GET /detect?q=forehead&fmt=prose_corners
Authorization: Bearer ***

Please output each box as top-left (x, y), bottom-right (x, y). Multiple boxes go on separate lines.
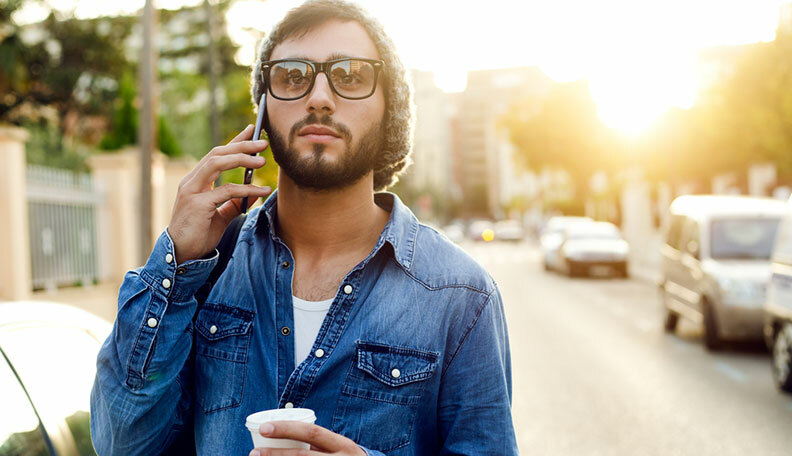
top-left (269, 19), bottom-right (381, 61)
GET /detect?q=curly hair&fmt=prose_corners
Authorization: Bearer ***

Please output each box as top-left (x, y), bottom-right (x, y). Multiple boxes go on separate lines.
top-left (250, 0), bottom-right (414, 191)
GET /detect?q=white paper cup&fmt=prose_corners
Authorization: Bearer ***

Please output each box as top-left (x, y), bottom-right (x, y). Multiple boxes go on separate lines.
top-left (245, 408), bottom-right (317, 449)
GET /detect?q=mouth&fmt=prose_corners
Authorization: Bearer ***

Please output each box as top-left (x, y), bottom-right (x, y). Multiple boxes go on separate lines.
top-left (298, 125), bottom-right (341, 143)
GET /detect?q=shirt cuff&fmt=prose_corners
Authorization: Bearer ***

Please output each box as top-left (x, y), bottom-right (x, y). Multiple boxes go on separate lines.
top-left (139, 229), bottom-right (219, 302)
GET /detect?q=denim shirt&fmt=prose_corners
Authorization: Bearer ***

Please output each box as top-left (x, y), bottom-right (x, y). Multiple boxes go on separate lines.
top-left (91, 192), bottom-right (517, 455)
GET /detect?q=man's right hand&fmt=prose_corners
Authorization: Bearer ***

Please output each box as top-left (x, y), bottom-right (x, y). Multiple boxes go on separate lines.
top-left (167, 124), bottom-right (272, 264)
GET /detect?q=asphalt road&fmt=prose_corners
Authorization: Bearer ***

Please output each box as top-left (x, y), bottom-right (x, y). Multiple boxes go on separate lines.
top-left (463, 240), bottom-right (792, 456)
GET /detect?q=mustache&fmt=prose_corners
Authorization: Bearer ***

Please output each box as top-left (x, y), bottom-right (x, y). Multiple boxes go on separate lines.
top-left (288, 112), bottom-right (352, 141)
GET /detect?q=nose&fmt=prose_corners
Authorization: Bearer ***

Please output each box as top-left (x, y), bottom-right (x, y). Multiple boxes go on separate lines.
top-left (304, 72), bottom-right (336, 115)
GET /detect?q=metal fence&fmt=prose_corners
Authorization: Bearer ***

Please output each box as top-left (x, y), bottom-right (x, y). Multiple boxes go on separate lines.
top-left (26, 165), bottom-right (103, 291)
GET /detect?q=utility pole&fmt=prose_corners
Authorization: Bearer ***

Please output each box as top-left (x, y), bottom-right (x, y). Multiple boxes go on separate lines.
top-left (139, 0), bottom-right (158, 264)
top-left (204, 0), bottom-right (221, 186)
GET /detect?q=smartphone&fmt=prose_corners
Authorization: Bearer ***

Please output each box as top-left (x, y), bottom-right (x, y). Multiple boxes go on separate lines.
top-left (239, 92), bottom-right (267, 214)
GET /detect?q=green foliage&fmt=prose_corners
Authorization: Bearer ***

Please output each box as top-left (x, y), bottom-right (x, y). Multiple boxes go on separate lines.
top-left (503, 80), bottom-right (620, 202)
top-left (99, 72), bottom-right (137, 150)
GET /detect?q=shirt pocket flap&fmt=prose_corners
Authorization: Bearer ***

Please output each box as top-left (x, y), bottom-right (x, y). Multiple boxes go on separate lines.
top-left (356, 342), bottom-right (439, 387)
top-left (195, 303), bottom-right (254, 341)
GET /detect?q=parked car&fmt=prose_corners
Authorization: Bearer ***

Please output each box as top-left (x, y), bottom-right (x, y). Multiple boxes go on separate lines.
top-left (557, 221), bottom-right (629, 278)
top-left (440, 222), bottom-right (465, 244)
top-left (540, 216), bottom-right (593, 271)
top-left (467, 219), bottom-right (495, 242)
top-left (764, 199), bottom-right (792, 393)
top-left (494, 220), bottom-right (526, 242)
top-left (660, 195), bottom-right (786, 351)
top-left (0, 301), bottom-right (111, 455)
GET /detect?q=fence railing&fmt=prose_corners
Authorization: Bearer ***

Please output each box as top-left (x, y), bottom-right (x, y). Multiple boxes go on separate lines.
top-left (26, 165), bottom-right (103, 291)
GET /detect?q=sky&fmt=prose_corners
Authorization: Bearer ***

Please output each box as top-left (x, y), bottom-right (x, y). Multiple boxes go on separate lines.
top-left (12, 0), bottom-right (791, 135)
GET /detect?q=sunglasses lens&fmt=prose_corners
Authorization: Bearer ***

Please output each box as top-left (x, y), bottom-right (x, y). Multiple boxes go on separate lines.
top-left (328, 59), bottom-right (377, 98)
top-left (269, 61), bottom-right (315, 99)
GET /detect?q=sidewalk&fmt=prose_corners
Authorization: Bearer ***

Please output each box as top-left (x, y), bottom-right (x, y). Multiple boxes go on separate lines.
top-left (32, 282), bottom-right (120, 323)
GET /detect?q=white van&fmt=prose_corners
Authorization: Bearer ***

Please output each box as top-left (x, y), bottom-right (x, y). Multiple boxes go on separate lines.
top-left (660, 195), bottom-right (786, 350)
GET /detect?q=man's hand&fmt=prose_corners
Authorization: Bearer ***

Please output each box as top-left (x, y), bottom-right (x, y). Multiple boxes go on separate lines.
top-left (249, 421), bottom-right (366, 456)
top-left (168, 124), bottom-right (272, 263)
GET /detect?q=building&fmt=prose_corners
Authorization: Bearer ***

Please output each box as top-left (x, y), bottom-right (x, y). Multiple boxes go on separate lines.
top-left (452, 67), bottom-right (554, 217)
top-left (402, 70), bottom-right (453, 220)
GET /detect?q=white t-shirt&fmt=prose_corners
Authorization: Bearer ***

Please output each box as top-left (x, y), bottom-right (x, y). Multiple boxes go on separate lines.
top-left (292, 295), bottom-right (333, 366)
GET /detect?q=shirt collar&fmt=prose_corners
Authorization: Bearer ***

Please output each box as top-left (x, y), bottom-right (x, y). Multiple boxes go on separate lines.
top-left (251, 189), bottom-right (418, 271)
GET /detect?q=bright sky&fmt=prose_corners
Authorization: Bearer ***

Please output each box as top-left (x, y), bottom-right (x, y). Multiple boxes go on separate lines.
top-left (12, 0), bottom-right (790, 135)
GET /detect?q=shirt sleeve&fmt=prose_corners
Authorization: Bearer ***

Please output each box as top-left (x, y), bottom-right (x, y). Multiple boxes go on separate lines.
top-left (437, 285), bottom-right (518, 455)
top-left (90, 228), bottom-right (219, 455)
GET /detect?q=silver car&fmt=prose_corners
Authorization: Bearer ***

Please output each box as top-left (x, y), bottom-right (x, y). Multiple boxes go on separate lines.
top-left (540, 216), bottom-right (593, 271)
top-left (558, 221), bottom-right (630, 278)
top-left (764, 198), bottom-right (792, 394)
top-left (661, 195), bottom-right (786, 350)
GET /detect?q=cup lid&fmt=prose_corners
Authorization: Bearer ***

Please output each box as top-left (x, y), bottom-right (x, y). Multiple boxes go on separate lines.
top-left (245, 408), bottom-right (316, 429)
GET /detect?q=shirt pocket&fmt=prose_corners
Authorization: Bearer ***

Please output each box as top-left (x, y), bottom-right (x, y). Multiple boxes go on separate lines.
top-left (193, 303), bottom-right (254, 414)
top-left (332, 341), bottom-right (439, 453)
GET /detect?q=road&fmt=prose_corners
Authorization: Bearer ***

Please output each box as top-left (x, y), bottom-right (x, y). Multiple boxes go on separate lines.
top-left (463, 240), bottom-right (792, 456)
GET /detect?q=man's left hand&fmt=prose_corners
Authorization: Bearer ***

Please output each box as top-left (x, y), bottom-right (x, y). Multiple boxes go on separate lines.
top-left (249, 421), bottom-right (366, 456)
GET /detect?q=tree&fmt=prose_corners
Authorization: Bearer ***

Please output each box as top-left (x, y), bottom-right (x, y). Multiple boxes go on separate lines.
top-left (503, 80), bottom-right (621, 213)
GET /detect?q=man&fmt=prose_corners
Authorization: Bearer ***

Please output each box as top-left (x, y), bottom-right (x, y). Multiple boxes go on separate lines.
top-left (91, 1), bottom-right (517, 454)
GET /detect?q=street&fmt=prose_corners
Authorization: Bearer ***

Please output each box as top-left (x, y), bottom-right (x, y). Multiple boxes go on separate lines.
top-left (463, 240), bottom-right (792, 456)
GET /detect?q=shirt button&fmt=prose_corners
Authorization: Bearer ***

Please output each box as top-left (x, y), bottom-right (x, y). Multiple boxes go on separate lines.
top-left (391, 368), bottom-right (401, 378)
top-left (147, 317), bottom-right (158, 328)
top-left (165, 253), bottom-right (173, 264)
top-left (281, 261), bottom-right (290, 269)
top-left (343, 284), bottom-right (353, 295)
top-left (314, 348), bottom-right (325, 358)
top-left (209, 325), bottom-right (218, 335)
top-left (162, 278), bottom-right (171, 289)
top-left (175, 267), bottom-right (186, 275)
top-left (281, 326), bottom-right (291, 336)
top-left (284, 402), bottom-right (294, 409)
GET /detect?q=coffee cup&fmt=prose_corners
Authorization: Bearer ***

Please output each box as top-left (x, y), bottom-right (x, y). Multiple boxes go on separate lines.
top-left (245, 408), bottom-right (317, 449)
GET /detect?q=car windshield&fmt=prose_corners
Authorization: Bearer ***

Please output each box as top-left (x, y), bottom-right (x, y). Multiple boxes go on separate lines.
top-left (710, 217), bottom-right (781, 260)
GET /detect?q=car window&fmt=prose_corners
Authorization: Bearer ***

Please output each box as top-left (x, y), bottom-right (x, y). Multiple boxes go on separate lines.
top-left (0, 351), bottom-right (53, 456)
top-left (773, 212), bottom-right (792, 265)
top-left (666, 214), bottom-right (686, 250)
top-left (0, 325), bottom-right (101, 456)
top-left (710, 217), bottom-right (780, 260)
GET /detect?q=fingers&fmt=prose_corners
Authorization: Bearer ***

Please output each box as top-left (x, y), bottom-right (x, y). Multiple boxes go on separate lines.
top-left (229, 124), bottom-right (255, 144)
top-left (191, 152), bottom-right (268, 190)
top-left (204, 183), bottom-right (272, 208)
top-left (257, 422), bottom-right (354, 453)
top-left (180, 125), bottom-right (255, 185)
top-left (250, 448), bottom-right (320, 456)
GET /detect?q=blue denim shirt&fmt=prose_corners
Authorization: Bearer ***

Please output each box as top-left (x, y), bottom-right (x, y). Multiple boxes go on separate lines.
top-left (91, 192), bottom-right (517, 455)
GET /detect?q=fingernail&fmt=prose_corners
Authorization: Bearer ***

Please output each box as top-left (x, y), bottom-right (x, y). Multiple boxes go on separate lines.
top-left (255, 139), bottom-right (268, 145)
top-left (260, 422), bottom-right (274, 435)
top-left (249, 450), bottom-right (260, 456)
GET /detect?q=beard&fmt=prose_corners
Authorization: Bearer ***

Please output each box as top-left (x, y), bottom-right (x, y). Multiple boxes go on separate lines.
top-left (266, 112), bottom-right (383, 191)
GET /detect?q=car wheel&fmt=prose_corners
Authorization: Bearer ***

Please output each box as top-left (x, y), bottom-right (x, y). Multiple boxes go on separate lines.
top-left (772, 323), bottom-right (792, 393)
top-left (702, 298), bottom-right (722, 351)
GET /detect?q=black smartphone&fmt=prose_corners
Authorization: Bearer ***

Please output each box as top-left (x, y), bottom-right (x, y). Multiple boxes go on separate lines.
top-left (239, 92), bottom-right (267, 214)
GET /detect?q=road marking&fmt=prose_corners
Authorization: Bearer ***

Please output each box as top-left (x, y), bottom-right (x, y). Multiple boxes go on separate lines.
top-left (714, 361), bottom-right (747, 383)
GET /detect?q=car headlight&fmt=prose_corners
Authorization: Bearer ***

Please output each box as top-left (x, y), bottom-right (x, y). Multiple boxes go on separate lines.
top-left (717, 278), bottom-right (765, 303)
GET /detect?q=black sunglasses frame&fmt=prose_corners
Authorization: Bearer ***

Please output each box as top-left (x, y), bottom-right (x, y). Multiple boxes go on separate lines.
top-left (260, 57), bottom-right (385, 101)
